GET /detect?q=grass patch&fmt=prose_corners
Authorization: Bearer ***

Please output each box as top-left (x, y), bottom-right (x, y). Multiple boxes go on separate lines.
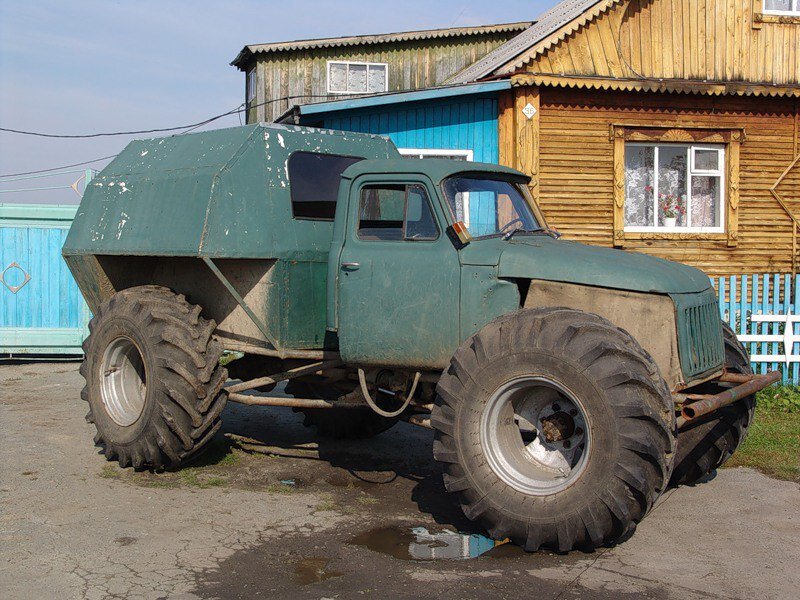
top-left (179, 468), bottom-right (228, 489)
top-left (724, 388), bottom-right (800, 483)
top-left (99, 465), bottom-right (121, 479)
top-left (265, 483), bottom-right (296, 494)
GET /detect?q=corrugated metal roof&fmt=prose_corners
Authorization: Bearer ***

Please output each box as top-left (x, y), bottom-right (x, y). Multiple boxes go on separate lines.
top-left (231, 21), bottom-right (532, 69)
top-left (449, 0), bottom-right (614, 84)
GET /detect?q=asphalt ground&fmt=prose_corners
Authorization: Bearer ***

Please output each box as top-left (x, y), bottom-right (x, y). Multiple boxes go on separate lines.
top-left (1, 361), bottom-right (798, 599)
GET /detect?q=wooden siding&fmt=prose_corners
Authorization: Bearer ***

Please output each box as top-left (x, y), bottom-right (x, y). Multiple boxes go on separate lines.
top-left (248, 32), bottom-right (518, 123)
top-left (519, 0), bottom-right (800, 88)
top-left (322, 95), bottom-right (499, 163)
top-left (0, 205), bottom-right (90, 354)
top-left (500, 86), bottom-right (800, 277)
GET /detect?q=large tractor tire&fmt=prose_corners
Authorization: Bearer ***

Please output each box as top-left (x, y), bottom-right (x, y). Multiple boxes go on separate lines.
top-left (286, 381), bottom-right (398, 439)
top-left (670, 322), bottom-right (757, 486)
top-left (81, 285), bottom-right (228, 469)
top-left (432, 308), bottom-right (676, 552)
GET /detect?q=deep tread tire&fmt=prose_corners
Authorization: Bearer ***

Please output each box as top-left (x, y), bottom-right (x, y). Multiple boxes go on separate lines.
top-left (81, 285), bottom-right (228, 469)
top-left (432, 307), bottom-right (676, 552)
top-left (287, 381), bottom-right (398, 439)
top-left (670, 322), bottom-right (757, 486)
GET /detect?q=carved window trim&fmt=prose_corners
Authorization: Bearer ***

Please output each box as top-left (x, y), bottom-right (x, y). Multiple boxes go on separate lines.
top-left (753, 0), bottom-right (800, 28)
top-left (611, 125), bottom-right (744, 248)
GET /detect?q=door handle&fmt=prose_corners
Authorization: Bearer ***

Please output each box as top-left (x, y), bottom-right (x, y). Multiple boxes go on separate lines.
top-left (341, 261), bottom-right (360, 270)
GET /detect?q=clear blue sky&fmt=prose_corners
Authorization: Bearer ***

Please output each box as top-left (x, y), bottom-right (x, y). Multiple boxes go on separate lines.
top-left (0, 0), bottom-right (549, 203)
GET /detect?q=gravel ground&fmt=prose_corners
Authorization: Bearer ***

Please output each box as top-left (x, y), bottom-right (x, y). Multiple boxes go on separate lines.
top-left (1, 361), bottom-right (798, 599)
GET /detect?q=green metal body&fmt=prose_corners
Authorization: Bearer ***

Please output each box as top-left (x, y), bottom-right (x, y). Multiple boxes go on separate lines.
top-left (64, 125), bottom-right (724, 381)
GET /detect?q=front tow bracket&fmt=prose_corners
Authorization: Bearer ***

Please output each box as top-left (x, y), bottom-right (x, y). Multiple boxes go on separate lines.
top-left (676, 370), bottom-right (781, 428)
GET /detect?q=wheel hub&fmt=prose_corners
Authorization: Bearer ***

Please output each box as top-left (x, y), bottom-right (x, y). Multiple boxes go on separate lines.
top-left (481, 376), bottom-right (590, 495)
top-left (100, 336), bottom-right (147, 426)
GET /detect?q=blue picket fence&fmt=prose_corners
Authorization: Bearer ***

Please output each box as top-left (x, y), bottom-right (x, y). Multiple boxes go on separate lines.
top-left (713, 274), bottom-right (800, 384)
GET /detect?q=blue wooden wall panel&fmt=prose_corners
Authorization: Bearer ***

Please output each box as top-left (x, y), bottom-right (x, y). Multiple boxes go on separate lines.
top-left (1, 205), bottom-right (89, 354)
top-left (323, 95), bottom-right (499, 164)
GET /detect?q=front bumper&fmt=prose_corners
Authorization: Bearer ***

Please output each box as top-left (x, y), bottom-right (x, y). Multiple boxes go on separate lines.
top-left (675, 370), bottom-right (781, 428)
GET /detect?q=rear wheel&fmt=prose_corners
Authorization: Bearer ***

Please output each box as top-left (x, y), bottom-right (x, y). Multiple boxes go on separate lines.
top-left (432, 308), bottom-right (676, 552)
top-left (81, 286), bottom-right (228, 469)
top-left (670, 322), bottom-right (757, 486)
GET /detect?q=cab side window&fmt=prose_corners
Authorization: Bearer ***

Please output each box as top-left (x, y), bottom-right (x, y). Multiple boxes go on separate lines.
top-left (357, 184), bottom-right (438, 241)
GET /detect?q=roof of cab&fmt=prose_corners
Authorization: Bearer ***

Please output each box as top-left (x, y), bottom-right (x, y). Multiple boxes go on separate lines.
top-left (341, 159), bottom-right (528, 183)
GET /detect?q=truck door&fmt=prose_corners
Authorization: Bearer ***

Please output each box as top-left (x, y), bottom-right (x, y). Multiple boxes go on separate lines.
top-left (335, 177), bottom-right (460, 369)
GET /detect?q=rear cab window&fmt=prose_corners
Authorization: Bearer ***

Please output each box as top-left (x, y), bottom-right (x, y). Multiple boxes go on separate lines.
top-left (288, 152), bottom-right (363, 220)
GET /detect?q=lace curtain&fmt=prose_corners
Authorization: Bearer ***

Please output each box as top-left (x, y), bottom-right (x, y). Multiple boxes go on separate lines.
top-left (624, 146), bottom-right (654, 226)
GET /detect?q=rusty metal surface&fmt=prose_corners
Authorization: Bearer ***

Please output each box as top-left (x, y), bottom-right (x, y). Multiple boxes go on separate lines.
top-left (678, 370), bottom-right (781, 427)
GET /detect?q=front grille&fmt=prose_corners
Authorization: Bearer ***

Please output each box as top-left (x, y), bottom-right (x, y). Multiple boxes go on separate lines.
top-left (677, 296), bottom-right (725, 379)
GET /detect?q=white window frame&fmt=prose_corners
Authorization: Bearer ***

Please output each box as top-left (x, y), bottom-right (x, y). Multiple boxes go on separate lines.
top-left (247, 68), bottom-right (256, 102)
top-left (624, 142), bottom-right (726, 234)
top-left (398, 148), bottom-right (474, 225)
top-left (326, 60), bottom-right (389, 95)
top-left (398, 148), bottom-right (474, 161)
top-left (763, 0), bottom-right (800, 15)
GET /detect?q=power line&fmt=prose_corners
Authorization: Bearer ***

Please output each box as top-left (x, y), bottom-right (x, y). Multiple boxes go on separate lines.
top-left (0, 154), bottom-right (118, 178)
top-left (0, 94), bottom-right (333, 140)
top-left (0, 94), bottom-right (335, 178)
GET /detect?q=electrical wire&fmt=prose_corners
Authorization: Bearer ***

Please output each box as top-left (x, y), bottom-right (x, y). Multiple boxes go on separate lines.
top-left (0, 94), bottom-right (332, 140)
top-left (0, 94), bottom-right (334, 177)
top-left (0, 154), bottom-right (118, 178)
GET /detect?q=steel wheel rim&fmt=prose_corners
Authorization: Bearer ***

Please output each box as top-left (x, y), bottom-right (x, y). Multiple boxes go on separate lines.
top-left (100, 336), bottom-right (147, 426)
top-left (480, 376), bottom-right (591, 495)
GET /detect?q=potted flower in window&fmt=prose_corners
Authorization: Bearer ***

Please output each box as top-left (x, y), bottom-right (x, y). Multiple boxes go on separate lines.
top-left (659, 193), bottom-right (686, 228)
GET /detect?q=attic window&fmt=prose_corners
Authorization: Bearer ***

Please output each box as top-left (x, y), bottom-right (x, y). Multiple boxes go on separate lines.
top-left (288, 151), bottom-right (364, 220)
top-left (764, 0), bottom-right (800, 15)
top-left (327, 61), bottom-right (388, 95)
top-left (247, 68), bottom-right (256, 102)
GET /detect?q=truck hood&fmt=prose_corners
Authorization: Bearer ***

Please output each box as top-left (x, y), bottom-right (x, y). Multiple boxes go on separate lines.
top-left (460, 236), bottom-right (711, 294)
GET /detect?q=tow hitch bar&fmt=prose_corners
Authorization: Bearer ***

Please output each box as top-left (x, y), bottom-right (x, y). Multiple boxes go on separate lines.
top-left (677, 370), bottom-right (781, 429)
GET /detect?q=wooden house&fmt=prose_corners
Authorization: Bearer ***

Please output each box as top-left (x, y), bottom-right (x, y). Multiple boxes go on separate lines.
top-left (280, 0), bottom-right (800, 278)
top-left (231, 22), bottom-right (531, 123)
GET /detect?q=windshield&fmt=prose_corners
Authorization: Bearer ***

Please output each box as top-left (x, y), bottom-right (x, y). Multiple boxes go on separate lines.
top-left (441, 176), bottom-right (540, 238)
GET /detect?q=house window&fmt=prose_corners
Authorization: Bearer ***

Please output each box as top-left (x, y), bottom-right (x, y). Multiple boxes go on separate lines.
top-left (327, 61), bottom-right (388, 94)
top-left (764, 0), bottom-right (800, 15)
top-left (247, 68), bottom-right (256, 102)
top-left (398, 148), bottom-right (474, 161)
top-left (624, 143), bottom-right (725, 232)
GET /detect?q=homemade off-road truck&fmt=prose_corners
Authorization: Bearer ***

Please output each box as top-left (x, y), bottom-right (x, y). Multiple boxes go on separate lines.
top-left (63, 124), bottom-right (778, 552)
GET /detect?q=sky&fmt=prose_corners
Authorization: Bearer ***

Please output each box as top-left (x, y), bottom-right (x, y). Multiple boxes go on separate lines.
top-left (0, 0), bottom-right (549, 204)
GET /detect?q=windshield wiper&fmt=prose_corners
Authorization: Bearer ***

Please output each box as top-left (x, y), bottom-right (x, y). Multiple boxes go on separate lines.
top-left (503, 225), bottom-right (526, 240)
top-left (528, 227), bottom-right (561, 239)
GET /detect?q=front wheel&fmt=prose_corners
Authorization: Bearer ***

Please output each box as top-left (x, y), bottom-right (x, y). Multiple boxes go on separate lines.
top-left (432, 308), bottom-right (676, 552)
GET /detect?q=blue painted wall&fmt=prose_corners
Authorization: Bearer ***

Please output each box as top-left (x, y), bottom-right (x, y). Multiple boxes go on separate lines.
top-left (0, 204), bottom-right (89, 354)
top-left (317, 93), bottom-right (500, 233)
top-left (322, 94), bottom-right (499, 164)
